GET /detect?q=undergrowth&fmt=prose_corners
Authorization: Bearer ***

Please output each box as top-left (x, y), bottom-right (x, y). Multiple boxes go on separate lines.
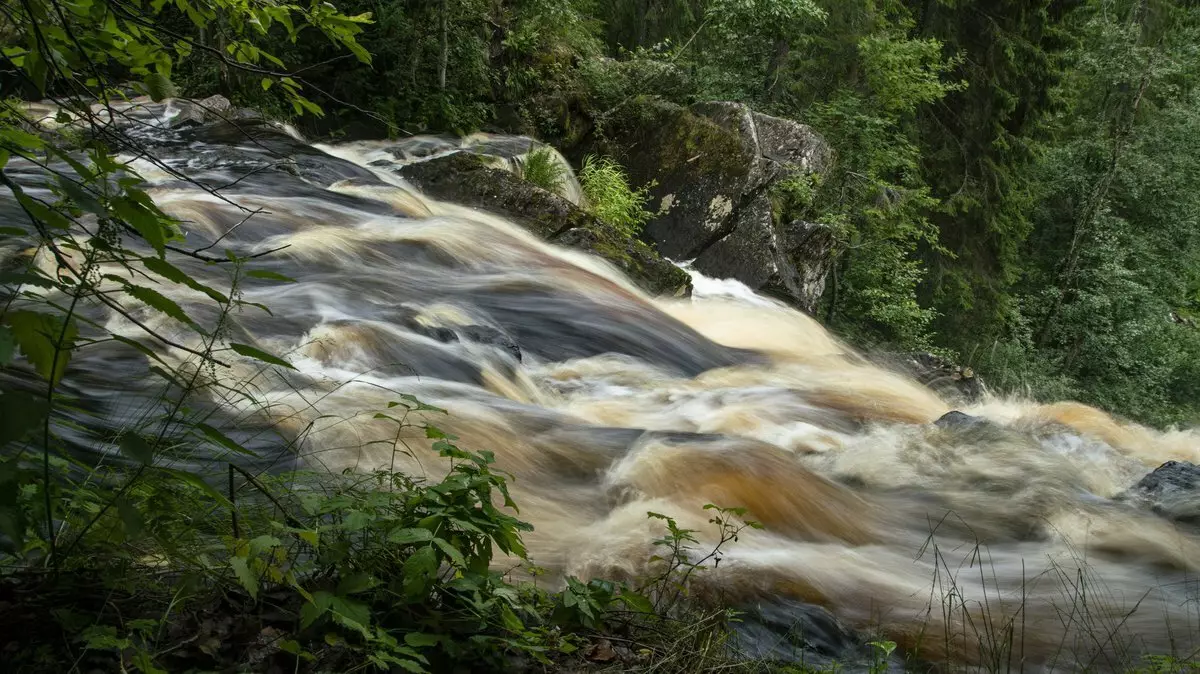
top-left (578, 154), bottom-right (656, 236)
top-left (519, 145), bottom-right (569, 197)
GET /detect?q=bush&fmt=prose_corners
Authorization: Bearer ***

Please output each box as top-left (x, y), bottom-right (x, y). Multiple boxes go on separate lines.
top-left (519, 146), bottom-right (569, 197)
top-left (579, 154), bottom-right (656, 236)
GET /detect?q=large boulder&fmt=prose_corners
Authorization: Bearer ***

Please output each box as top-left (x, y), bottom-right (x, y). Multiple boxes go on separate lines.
top-left (1119, 460), bottom-right (1200, 525)
top-left (399, 152), bottom-right (690, 296)
top-left (596, 98), bottom-right (834, 312)
top-left (369, 134), bottom-right (585, 206)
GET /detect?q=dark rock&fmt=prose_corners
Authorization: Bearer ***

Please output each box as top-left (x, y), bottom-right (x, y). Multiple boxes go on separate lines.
top-left (1120, 460), bottom-right (1200, 525)
top-left (596, 97), bottom-right (833, 311)
top-left (933, 410), bottom-right (989, 430)
top-left (418, 323), bottom-right (523, 362)
top-left (399, 152), bottom-right (690, 295)
top-left (894, 351), bottom-right (986, 403)
top-left (692, 209), bottom-right (835, 313)
top-left (731, 599), bottom-right (901, 671)
top-left (732, 599), bottom-right (857, 661)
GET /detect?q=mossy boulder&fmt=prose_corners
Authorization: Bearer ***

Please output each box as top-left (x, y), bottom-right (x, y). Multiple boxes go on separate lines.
top-left (595, 98), bottom-right (834, 312)
top-left (399, 152), bottom-right (690, 296)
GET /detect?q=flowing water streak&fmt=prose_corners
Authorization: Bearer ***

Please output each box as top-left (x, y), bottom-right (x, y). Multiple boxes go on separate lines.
top-left (7, 109), bottom-right (1200, 667)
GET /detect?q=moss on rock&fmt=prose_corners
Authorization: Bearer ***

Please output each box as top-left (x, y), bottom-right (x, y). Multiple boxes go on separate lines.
top-left (399, 152), bottom-right (689, 295)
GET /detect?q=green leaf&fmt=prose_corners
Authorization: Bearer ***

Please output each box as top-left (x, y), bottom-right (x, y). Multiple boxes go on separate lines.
top-left (0, 460), bottom-right (28, 551)
top-left (404, 633), bottom-right (443, 647)
top-left (248, 535), bottom-right (282, 555)
top-left (424, 425), bottom-right (456, 440)
top-left (394, 657), bottom-right (425, 673)
top-left (141, 257), bottom-right (229, 303)
top-left (0, 326), bottom-right (14, 366)
top-left (111, 195), bottom-right (171, 256)
top-left (301, 590), bottom-right (335, 628)
top-left (246, 269), bottom-right (296, 283)
top-left (144, 72), bottom-right (177, 102)
top-left (196, 423), bottom-right (258, 457)
top-left (0, 390), bottom-right (48, 446)
top-left (3, 310), bottom-right (77, 384)
top-left (119, 434), bottom-right (155, 465)
top-left (498, 603), bottom-right (523, 632)
top-left (261, 77), bottom-right (274, 91)
top-left (229, 342), bottom-right (295, 369)
top-left (402, 545), bottom-right (438, 597)
top-left (616, 590), bottom-right (654, 614)
top-left (55, 176), bottom-right (104, 214)
top-left (161, 468), bottom-right (231, 507)
top-left (336, 572), bottom-right (377, 595)
top-left (390, 394), bottom-right (446, 413)
top-left (122, 284), bottom-right (196, 329)
top-left (388, 527), bottom-right (433, 544)
top-left (230, 556), bottom-right (259, 599)
top-left (431, 537), bottom-right (466, 568)
top-left (329, 596), bottom-right (371, 633)
top-left (116, 498), bottom-right (144, 537)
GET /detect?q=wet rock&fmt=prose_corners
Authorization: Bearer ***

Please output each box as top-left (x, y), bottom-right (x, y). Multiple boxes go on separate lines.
top-left (399, 152), bottom-right (689, 295)
top-left (595, 97), bottom-right (833, 311)
top-left (691, 205), bottom-right (835, 312)
top-left (892, 351), bottom-right (986, 403)
top-left (731, 599), bottom-right (901, 671)
top-left (1120, 460), bottom-right (1200, 525)
top-left (164, 94), bottom-right (232, 128)
top-left (419, 324), bottom-right (523, 362)
top-left (933, 410), bottom-right (989, 430)
top-left (372, 134), bottom-right (584, 205)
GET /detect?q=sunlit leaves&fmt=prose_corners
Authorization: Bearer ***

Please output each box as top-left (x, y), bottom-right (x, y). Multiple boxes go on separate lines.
top-left (143, 72), bottom-right (178, 102)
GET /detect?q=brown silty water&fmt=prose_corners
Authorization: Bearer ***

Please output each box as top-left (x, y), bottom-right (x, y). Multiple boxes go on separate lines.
top-left (6, 107), bottom-right (1200, 669)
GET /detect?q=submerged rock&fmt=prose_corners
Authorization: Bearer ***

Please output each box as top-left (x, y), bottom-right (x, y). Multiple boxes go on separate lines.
top-left (418, 323), bottom-right (522, 363)
top-left (399, 152), bottom-right (690, 295)
top-left (595, 98), bottom-right (833, 312)
top-left (933, 410), bottom-right (989, 430)
top-left (1120, 460), bottom-right (1200, 525)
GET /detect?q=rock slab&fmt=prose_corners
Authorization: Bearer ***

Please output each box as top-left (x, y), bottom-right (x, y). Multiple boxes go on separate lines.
top-left (399, 152), bottom-right (690, 296)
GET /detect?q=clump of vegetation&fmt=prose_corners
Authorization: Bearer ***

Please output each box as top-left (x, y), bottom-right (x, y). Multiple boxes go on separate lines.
top-left (579, 154), bottom-right (656, 236)
top-left (519, 145), bottom-right (569, 197)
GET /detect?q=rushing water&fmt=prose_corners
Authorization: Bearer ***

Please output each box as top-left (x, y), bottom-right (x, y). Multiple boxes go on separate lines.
top-left (6, 103), bottom-right (1200, 669)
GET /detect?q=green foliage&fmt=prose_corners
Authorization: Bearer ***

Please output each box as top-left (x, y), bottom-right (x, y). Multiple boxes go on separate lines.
top-left (579, 154), bottom-right (655, 236)
top-left (868, 639), bottom-right (897, 674)
top-left (642, 504), bottom-right (762, 614)
top-left (519, 146), bottom-right (569, 196)
top-left (1130, 655), bottom-right (1200, 674)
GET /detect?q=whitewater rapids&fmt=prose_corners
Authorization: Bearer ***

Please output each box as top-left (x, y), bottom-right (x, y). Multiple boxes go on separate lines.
top-left (5, 106), bottom-right (1200, 669)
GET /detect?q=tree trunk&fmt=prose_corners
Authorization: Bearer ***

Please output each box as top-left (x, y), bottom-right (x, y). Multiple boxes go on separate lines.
top-left (763, 38), bottom-right (790, 102)
top-left (1036, 55), bottom-right (1153, 346)
top-left (635, 0), bottom-right (649, 48)
top-left (438, 0), bottom-right (449, 91)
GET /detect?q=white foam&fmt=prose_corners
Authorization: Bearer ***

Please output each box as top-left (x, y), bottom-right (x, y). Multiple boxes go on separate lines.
top-left (678, 262), bottom-right (784, 308)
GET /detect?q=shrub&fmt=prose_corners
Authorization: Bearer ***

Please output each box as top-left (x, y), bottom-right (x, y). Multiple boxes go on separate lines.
top-left (520, 145), bottom-right (569, 197)
top-left (579, 154), bottom-right (656, 236)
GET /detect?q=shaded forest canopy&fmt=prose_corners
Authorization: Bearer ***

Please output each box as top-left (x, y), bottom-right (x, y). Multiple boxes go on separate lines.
top-left (155, 0), bottom-right (1200, 427)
